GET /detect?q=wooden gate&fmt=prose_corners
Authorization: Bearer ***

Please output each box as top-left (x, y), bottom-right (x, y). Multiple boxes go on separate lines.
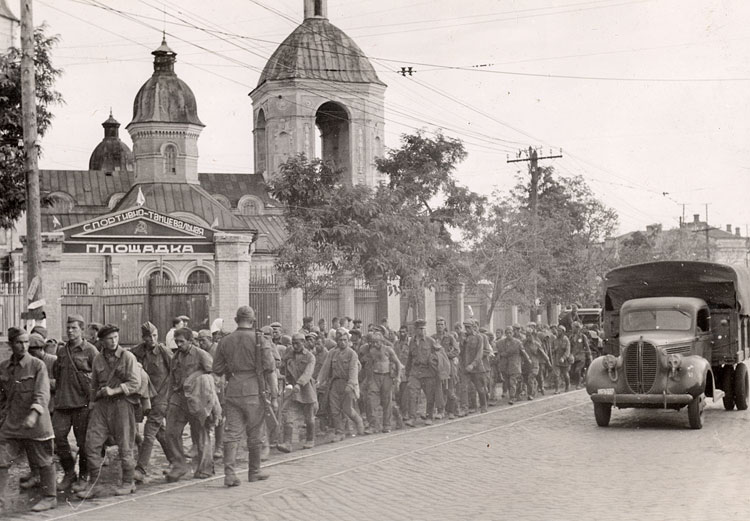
top-left (61, 279), bottom-right (211, 346)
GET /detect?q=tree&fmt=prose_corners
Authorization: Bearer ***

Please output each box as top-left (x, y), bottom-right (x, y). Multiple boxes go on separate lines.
top-left (0, 25), bottom-right (63, 228)
top-left (268, 130), bottom-right (485, 318)
top-left (509, 166), bottom-right (619, 308)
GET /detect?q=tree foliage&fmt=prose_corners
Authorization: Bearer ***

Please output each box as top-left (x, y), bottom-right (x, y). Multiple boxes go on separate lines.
top-left (0, 25), bottom-right (63, 228)
top-left (268, 131), bottom-right (485, 302)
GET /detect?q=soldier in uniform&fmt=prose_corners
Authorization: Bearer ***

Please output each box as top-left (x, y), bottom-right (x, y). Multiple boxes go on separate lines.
top-left (523, 324), bottom-right (551, 400)
top-left (164, 327), bottom-right (214, 482)
top-left (131, 322), bottom-right (174, 483)
top-left (433, 317), bottom-right (459, 419)
top-left (391, 325), bottom-right (410, 427)
top-left (496, 326), bottom-right (527, 405)
top-left (363, 327), bottom-right (402, 433)
top-left (53, 314), bottom-right (99, 492)
top-left (317, 328), bottom-right (365, 441)
top-left (570, 321), bottom-right (592, 389)
top-left (405, 319), bottom-right (443, 425)
top-left (458, 320), bottom-right (488, 414)
top-left (277, 333), bottom-right (317, 452)
top-left (213, 306), bottom-right (276, 486)
top-left (0, 328), bottom-right (57, 512)
top-left (552, 325), bottom-right (572, 393)
top-left (76, 324), bottom-right (142, 499)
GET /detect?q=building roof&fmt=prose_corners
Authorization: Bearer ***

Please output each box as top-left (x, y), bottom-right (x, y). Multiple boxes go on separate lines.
top-left (89, 113), bottom-right (134, 172)
top-left (0, 0), bottom-right (18, 22)
top-left (41, 169), bottom-right (135, 207)
top-left (129, 39), bottom-right (203, 127)
top-left (257, 17), bottom-right (384, 87)
top-left (197, 173), bottom-right (277, 207)
top-left (113, 183), bottom-right (248, 231)
top-left (238, 214), bottom-right (286, 251)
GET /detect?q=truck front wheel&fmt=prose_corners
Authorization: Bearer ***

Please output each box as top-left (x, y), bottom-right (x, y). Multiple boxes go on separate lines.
top-left (688, 394), bottom-right (705, 429)
top-left (734, 363), bottom-right (749, 411)
top-left (722, 365), bottom-right (736, 411)
top-left (594, 402), bottom-right (612, 427)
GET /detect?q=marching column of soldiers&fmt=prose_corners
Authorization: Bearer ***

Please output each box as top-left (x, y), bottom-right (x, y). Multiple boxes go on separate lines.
top-left (0, 307), bottom-right (595, 513)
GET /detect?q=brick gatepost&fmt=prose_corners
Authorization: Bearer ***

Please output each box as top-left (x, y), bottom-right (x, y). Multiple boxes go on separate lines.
top-left (213, 232), bottom-right (252, 330)
top-left (40, 232), bottom-right (64, 337)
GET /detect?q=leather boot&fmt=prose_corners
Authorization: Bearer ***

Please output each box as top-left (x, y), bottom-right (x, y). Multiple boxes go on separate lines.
top-left (247, 445), bottom-right (269, 483)
top-left (303, 423), bottom-right (315, 449)
top-left (116, 465), bottom-right (136, 496)
top-left (354, 414), bottom-right (365, 436)
top-left (19, 473), bottom-right (40, 490)
top-left (223, 442), bottom-right (240, 487)
top-left (31, 466), bottom-right (58, 511)
top-left (276, 424), bottom-right (294, 453)
top-left (75, 472), bottom-right (106, 500)
top-left (58, 470), bottom-right (77, 491)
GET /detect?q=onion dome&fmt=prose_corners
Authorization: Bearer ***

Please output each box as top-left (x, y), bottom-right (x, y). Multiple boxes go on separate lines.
top-left (130, 37), bottom-right (204, 126)
top-left (88, 111), bottom-right (134, 171)
top-left (257, 17), bottom-right (384, 87)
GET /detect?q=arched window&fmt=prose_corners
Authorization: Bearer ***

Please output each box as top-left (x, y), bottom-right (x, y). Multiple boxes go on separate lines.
top-left (212, 194), bottom-right (231, 210)
top-left (254, 110), bottom-right (267, 174)
top-left (149, 270), bottom-right (171, 284)
top-left (187, 269), bottom-right (211, 285)
top-left (163, 144), bottom-right (177, 175)
top-left (314, 0), bottom-right (323, 16)
top-left (47, 192), bottom-right (75, 213)
top-left (238, 196), bottom-right (262, 216)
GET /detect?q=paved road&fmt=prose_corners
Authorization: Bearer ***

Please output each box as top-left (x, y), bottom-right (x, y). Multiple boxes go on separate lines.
top-left (11, 390), bottom-right (750, 521)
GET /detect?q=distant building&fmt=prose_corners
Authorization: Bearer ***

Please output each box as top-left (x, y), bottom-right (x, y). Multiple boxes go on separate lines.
top-left (0, 0), bottom-right (19, 51)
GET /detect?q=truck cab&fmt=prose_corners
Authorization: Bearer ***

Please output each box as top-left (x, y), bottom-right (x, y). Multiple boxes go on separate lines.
top-left (587, 261), bottom-right (750, 429)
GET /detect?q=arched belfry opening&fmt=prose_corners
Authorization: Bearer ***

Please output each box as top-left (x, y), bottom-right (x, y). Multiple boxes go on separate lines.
top-left (255, 109), bottom-right (267, 175)
top-left (315, 101), bottom-right (350, 179)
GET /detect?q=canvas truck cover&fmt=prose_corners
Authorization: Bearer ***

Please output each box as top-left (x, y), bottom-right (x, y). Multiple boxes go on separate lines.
top-left (604, 261), bottom-right (750, 315)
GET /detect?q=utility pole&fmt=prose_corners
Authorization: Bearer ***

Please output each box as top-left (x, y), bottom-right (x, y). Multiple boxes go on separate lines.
top-left (507, 146), bottom-right (563, 322)
top-left (21, 0), bottom-right (43, 318)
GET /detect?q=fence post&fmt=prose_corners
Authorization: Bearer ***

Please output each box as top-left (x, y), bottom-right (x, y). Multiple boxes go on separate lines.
top-left (279, 287), bottom-right (304, 335)
top-left (377, 280), bottom-right (400, 329)
top-left (145, 277), bottom-right (156, 326)
top-left (40, 233), bottom-right (64, 336)
top-left (213, 233), bottom-right (252, 326)
top-left (451, 283), bottom-right (465, 328)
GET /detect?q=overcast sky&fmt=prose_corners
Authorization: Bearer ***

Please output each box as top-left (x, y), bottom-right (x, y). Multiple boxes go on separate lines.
top-left (16, 0), bottom-right (750, 236)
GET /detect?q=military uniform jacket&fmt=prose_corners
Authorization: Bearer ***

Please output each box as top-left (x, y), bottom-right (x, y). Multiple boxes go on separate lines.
top-left (406, 336), bottom-right (441, 379)
top-left (570, 333), bottom-right (592, 362)
top-left (553, 336), bottom-right (572, 367)
top-left (523, 337), bottom-right (549, 371)
top-left (283, 349), bottom-right (317, 404)
top-left (460, 334), bottom-right (486, 374)
top-left (131, 342), bottom-right (173, 399)
top-left (53, 338), bottom-right (99, 410)
top-left (0, 354), bottom-right (54, 441)
top-left (90, 346), bottom-right (142, 406)
top-left (212, 327), bottom-right (275, 399)
top-left (318, 347), bottom-right (359, 389)
top-left (498, 337), bottom-right (525, 375)
top-left (169, 344), bottom-right (213, 403)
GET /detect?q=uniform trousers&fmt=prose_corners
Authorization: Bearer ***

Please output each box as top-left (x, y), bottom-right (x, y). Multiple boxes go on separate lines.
top-left (86, 398), bottom-right (136, 482)
top-left (52, 406), bottom-right (89, 477)
top-left (136, 396), bottom-right (172, 474)
top-left (367, 374), bottom-right (393, 430)
top-left (165, 394), bottom-right (213, 477)
top-left (328, 379), bottom-right (363, 434)
top-left (408, 375), bottom-right (437, 419)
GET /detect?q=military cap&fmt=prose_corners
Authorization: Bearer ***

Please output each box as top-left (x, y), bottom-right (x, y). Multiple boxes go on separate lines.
top-left (261, 326), bottom-right (273, 335)
top-left (350, 328), bottom-right (362, 338)
top-left (67, 314), bottom-right (85, 326)
top-left (30, 325), bottom-right (47, 338)
top-left (527, 322), bottom-right (537, 328)
top-left (436, 316), bottom-right (446, 323)
top-left (512, 323), bottom-right (521, 329)
top-left (353, 318), bottom-right (363, 324)
top-left (210, 318), bottom-right (224, 334)
top-left (235, 306), bottom-right (255, 321)
top-left (415, 319), bottom-right (427, 327)
top-left (98, 324), bottom-right (120, 339)
top-left (291, 333), bottom-right (306, 342)
top-left (335, 327), bottom-right (350, 338)
top-left (303, 316), bottom-right (313, 323)
top-left (462, 318), bottom-right (474, 326)
top-left (557, 325), bottom-right (567, 332)
top-left (198, 329), bottom-right (212, 338)
top-left (7, 326), bottom-right (25, 342)
top-left (141, 321), bottom-right (158, 336)
top-left (29, 333), bottom-right (46, 349)
top-left (270, 322), bottom-right (282, 328)
top-left (479, 327), bottom-right (488, 333)
top-left (280, 334), bottom-right (292, 346)
top-left (177, 315), bottom-right (191, 322)
top-left (305, 330), bottom-right (318, 339)
top-left (373, 325), bottom-right (386, 334)
top-left (324, 339), bottom-right (336, 349)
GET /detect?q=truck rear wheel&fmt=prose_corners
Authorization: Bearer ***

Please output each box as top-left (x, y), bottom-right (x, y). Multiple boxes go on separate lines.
top-left (594, 402), bottom-right (611, 427)
top-left (722, 365), bottom-right (736, 411)
top-left (687, 394), bottom-right (704, 429)
top-left (734, 363), bottom-right (749, 411)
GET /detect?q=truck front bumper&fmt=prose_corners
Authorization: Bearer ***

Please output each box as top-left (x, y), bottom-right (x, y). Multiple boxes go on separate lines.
top-left (590, 392), bottom-right (694, 408)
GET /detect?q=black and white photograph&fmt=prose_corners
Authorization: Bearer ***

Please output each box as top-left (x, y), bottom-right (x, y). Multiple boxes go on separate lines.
top-left (0, 0), bottom-right (749, 519)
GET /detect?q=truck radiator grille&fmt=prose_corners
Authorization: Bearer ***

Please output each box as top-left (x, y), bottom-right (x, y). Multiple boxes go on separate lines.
top-left (624, 341), bottom-right (657, 393)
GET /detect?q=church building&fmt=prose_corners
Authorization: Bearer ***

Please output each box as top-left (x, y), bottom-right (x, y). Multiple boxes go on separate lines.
top-left (24, 0), bottom-right (387, 337)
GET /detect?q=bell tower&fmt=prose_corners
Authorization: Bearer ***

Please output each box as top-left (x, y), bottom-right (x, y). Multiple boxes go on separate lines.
top-left (250, 0), bottom-right (386, 186)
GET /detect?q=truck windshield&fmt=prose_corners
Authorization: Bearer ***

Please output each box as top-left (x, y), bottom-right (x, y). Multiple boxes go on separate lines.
top-left (622, 309), bottom-right (692, 332)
